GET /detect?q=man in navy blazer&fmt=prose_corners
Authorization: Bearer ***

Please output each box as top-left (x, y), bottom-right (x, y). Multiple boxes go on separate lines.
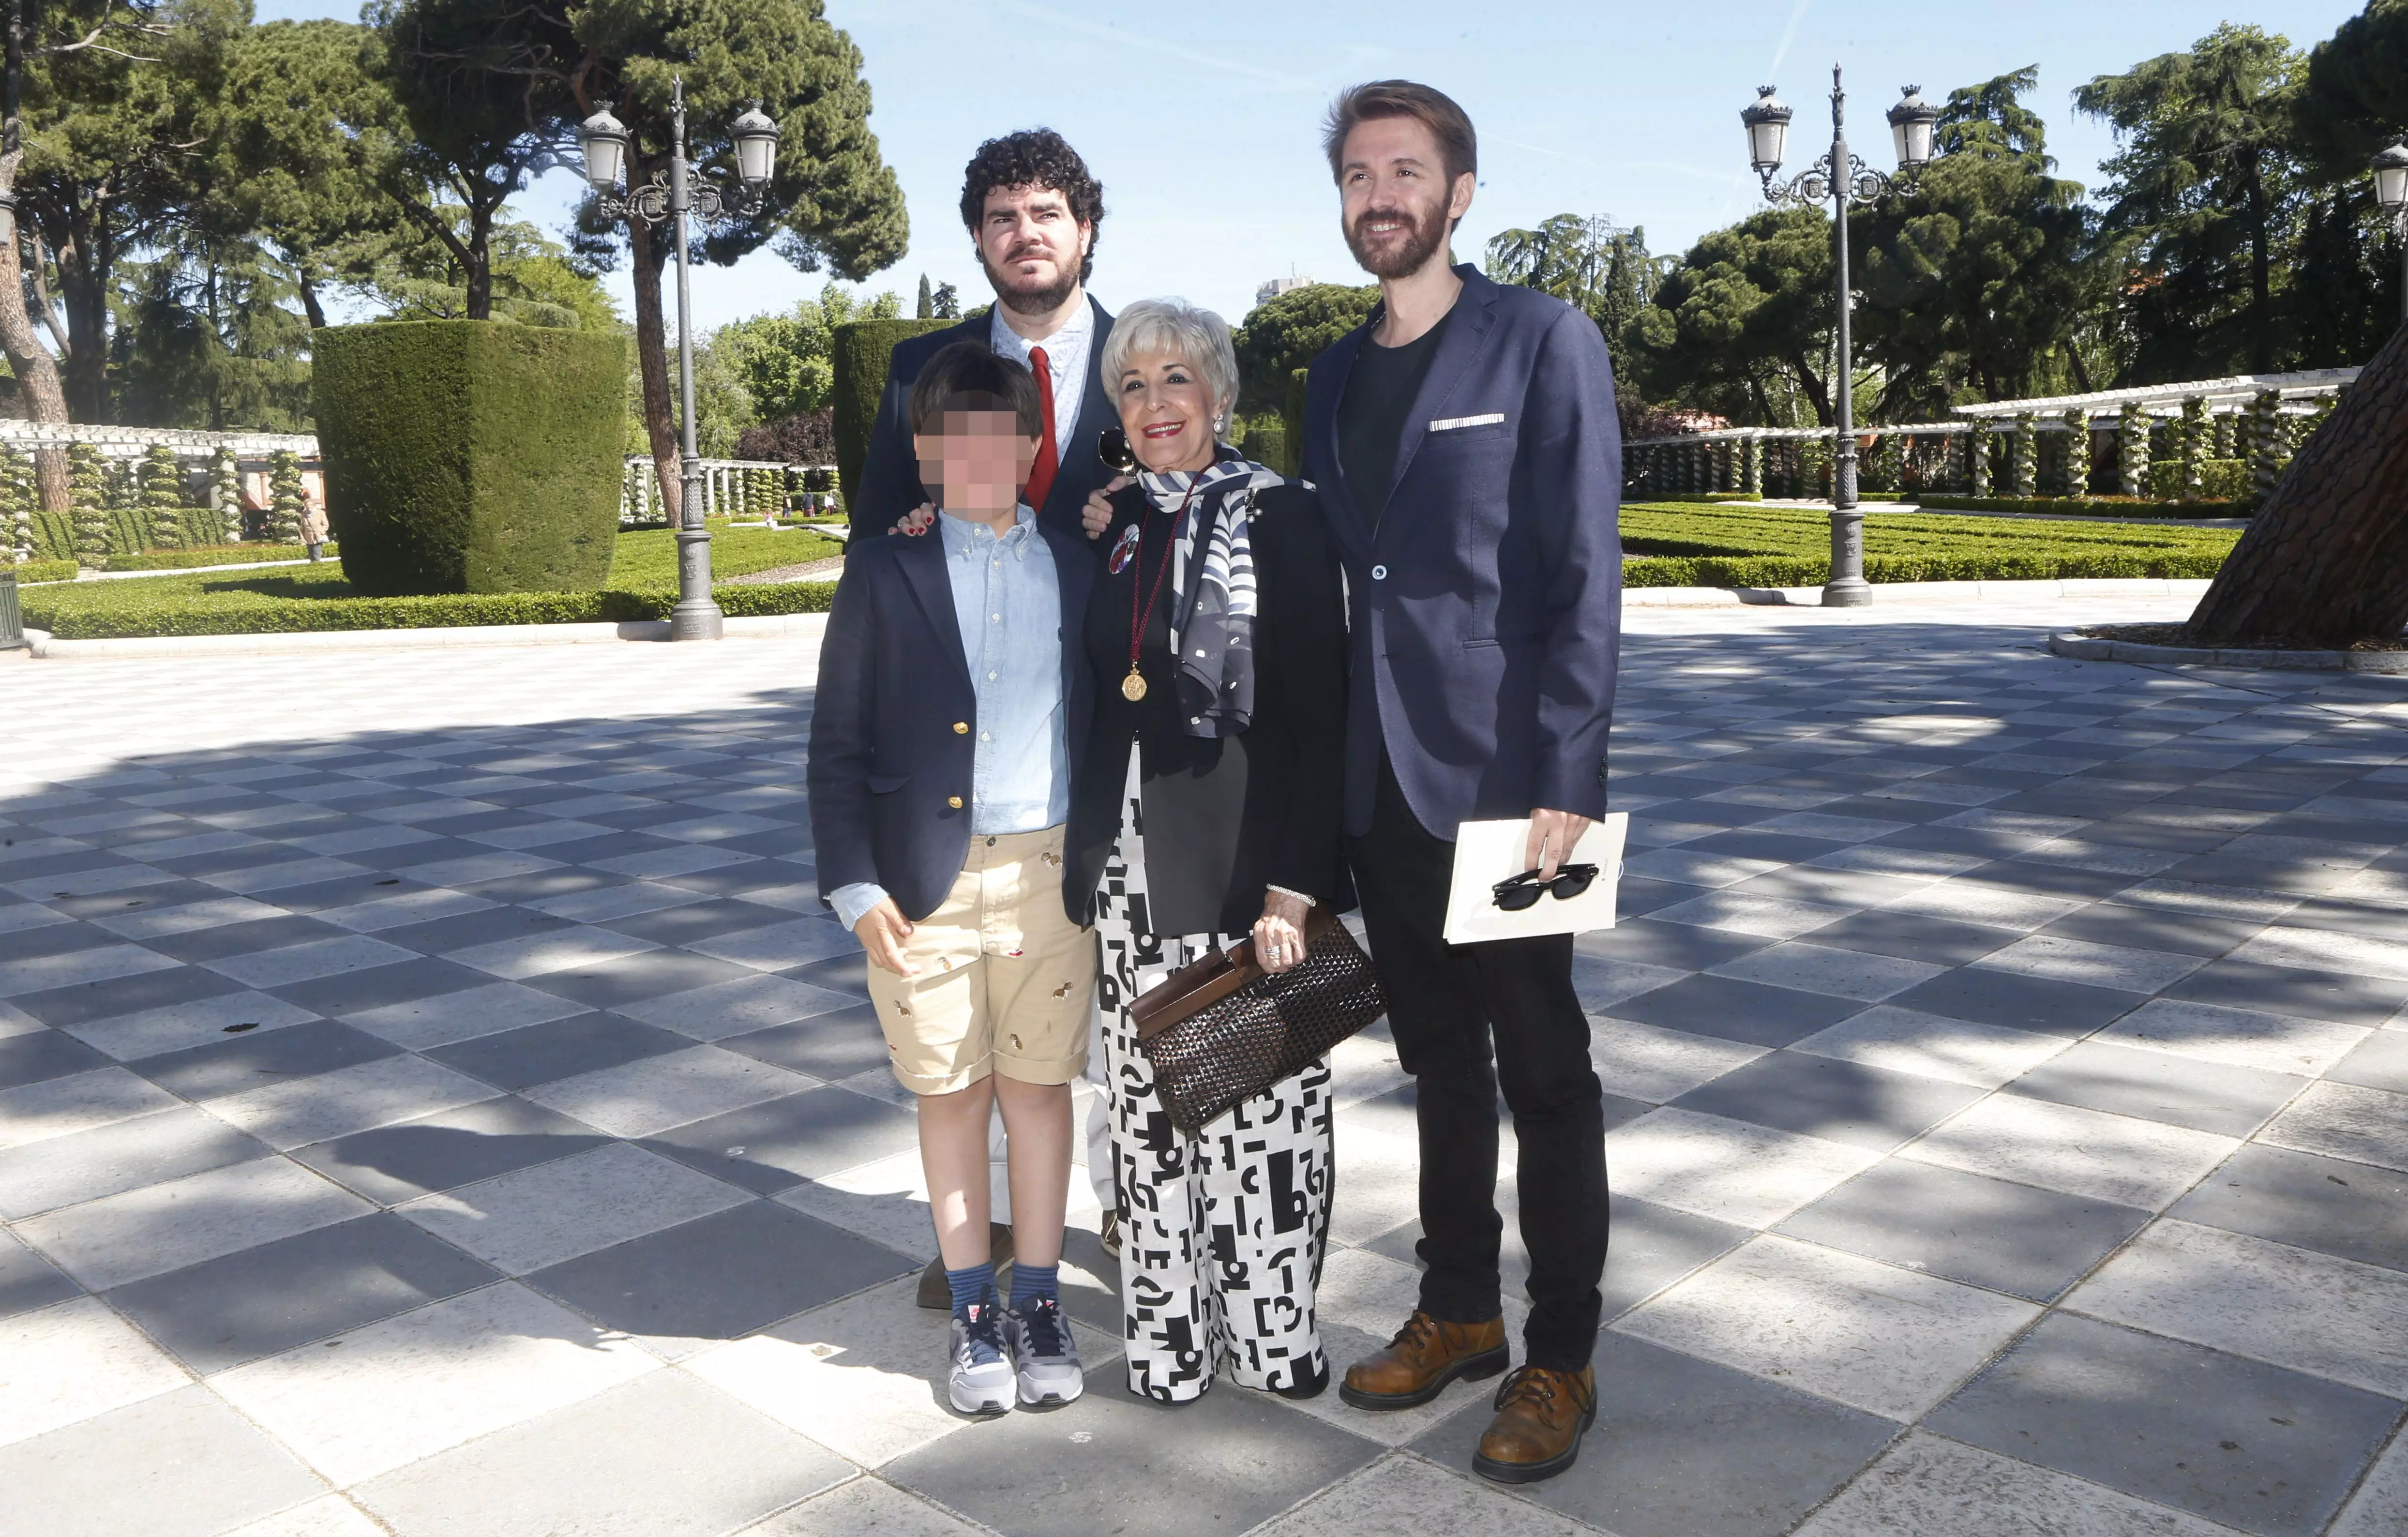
top-left (1305, 83), bottom-right (1622, 1485)
top-left (854, 129), bottom-right (1117, 545)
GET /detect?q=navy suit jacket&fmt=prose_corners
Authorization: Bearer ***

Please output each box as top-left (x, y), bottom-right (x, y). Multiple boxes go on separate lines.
top-left (852, 298), bottom-right (1117, 545)
top-left (1301, 265), bottom-right (1623, 840)
top-left (808, 520), bottom-right (1097, 922)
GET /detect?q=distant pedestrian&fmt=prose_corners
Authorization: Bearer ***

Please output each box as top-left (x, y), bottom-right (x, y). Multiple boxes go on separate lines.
top-left (299, 501), bottom-right (330, 562)
top-left (1303, 80), bottom-right (1625, 1485)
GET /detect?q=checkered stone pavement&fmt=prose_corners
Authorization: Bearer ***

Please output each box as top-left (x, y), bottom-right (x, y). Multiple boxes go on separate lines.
top-left (1, 598), bottom-right (2405, 1537)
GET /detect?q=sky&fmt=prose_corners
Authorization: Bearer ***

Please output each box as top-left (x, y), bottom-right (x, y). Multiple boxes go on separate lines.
top-left (260, 0), bottom-right (2373, 336)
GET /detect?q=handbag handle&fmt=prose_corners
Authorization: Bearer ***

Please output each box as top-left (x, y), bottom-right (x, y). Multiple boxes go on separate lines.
top-left (1129, 906), bottom-right (1342, 1043)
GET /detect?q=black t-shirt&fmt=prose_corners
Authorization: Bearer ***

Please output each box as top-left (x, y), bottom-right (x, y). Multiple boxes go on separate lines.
top-left (1336, 309), bottom-right (1452, 529)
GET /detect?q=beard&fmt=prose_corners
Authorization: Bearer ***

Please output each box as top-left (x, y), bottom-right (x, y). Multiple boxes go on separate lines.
top-left (983, 245), bottom-right (1083, 315)
top-left (1345, 197), bottom-right (1451, 280)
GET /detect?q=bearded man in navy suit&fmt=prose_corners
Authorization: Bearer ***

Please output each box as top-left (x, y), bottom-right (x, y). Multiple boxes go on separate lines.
top-left (1302, 81), bottom-right (1623, 1485)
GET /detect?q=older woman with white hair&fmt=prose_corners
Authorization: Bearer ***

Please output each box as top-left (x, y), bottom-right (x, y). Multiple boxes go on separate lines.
top-left (1064, 298), bottom-right (1350, 1405)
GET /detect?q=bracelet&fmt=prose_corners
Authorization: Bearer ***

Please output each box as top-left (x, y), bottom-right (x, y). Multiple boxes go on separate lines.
top-left (1266, 885), bottom-right (1317, 908)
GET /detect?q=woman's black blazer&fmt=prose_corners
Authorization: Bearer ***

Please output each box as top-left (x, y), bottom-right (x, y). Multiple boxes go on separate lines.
top-left (1067, 479), bottom-right (1351, 935)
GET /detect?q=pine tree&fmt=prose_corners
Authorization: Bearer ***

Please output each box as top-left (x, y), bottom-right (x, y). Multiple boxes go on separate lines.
top-left (141, 445), bottom-right (186, 549)
top-left (916, 273), bottom-right (933, 318)
top-left (268, 451), bottom-right (305, 543)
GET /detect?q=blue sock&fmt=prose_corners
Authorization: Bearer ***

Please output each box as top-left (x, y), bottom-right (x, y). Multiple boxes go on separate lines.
top-left (1009, 1262), bottom-right (1059, 1309)
top-left (946, 1261), bottom-right (995, 1311)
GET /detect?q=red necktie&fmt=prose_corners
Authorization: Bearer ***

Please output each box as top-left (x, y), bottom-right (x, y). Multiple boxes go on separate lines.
top-left (1025, 345), bottom-right (1059, 512)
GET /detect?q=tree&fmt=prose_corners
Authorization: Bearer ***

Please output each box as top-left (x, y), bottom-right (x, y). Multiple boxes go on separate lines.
top-left (931, 280), bottom-right (959, 318)
top-left (687, 283), bottom-right (896, 453)
top-left (349, 215), bottom-right (617, 329)
top-left (112, 236), bottom-right (312, 430)
top-left (1232, 282), bottom-right (1376, 412)
top-left (1625, 207), bottom-right (1836, 424)
top-left (1484, 212), bottom-right (1659, 384)
top-left (2294, 0), bottom-right (2408, 182)
top-left (555, 0), bottom-right (908, 525)
top-left (915, 271), bottom-right (931, 317)
top-left (2076, 25), bottom-right (2307, 379)
top-left (2186, 324), bottom-right (2408, 646)
top-left (1852, 67), bottom-right (2096, 416)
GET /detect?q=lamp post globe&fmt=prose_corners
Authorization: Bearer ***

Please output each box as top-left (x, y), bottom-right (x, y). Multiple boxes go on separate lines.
top-left (1886, 86), bottom-right (1940, 173)
top-left (2376, 143), bottom-right (2408, 327)
top-left (729, 103), bottom-right (782, 190)
top-left (1742, 86), bottom-right (1791, 175)
top-left (577, 104), bottom-right (630, 193)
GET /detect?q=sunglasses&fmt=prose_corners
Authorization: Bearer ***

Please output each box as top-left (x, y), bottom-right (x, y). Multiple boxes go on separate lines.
top-left (1490, 863), bottom-right (1600, 911)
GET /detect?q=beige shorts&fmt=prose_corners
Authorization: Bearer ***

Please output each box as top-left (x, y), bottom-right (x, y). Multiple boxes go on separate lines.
top-left (866, 825), bottom-right (1096, 1095)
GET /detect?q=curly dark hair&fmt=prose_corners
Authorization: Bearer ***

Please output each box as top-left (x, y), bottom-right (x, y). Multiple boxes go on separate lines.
top-left (958, 129), bottom-right (1106, 282)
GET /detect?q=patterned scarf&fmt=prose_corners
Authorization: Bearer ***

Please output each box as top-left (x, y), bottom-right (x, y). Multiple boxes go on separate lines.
top-left (1135, 449), bottom-right (1284, 738)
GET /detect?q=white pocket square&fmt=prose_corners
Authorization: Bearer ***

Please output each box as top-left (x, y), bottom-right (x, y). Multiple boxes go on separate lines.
top-left (1429, 413), bottom-right (1505, 432)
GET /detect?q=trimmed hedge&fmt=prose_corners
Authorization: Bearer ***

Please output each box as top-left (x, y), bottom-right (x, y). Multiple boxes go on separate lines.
top-left (1917, 494), bottom-right (2248, 518)
top-left (1624, 550), bottom-right (2229, 587)
top-left (1621, 500), bottom-right (2240, 584)
top-left (9, 558), bottom-right (77, 585)
top-left (2149, 457), bottom-right (2249, 503)
top-left (315, 320), bottom-right (632, 596)
top-left (24, 573), bottom-right (836, 639)
top-left (830, 318), bottom-right (951, 514)
top-left (101, 543), bottom-right (333, 572)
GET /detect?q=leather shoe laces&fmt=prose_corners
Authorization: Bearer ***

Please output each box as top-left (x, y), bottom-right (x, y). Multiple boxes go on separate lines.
top-left (1494, 1365), bottom-right (1562, 1411)
top-left (1387, 1311), bottom-right (1441, 1354)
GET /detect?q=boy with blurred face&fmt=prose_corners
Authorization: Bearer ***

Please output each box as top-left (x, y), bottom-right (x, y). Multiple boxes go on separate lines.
top-left (810, 343), bottom-right (1099, 1416)
top-left (1304, 82), bottom-right (1625, 1486)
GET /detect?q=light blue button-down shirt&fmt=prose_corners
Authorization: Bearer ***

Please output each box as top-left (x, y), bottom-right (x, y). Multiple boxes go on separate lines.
top-left (830, 505), bottom-right (1067, 932)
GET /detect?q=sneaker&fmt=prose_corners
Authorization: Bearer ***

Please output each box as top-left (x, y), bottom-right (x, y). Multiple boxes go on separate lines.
top-left (948, 1298), bottom-right (1015, 1416)
top-left (1005, 1296), bottom-right (1085, 1406)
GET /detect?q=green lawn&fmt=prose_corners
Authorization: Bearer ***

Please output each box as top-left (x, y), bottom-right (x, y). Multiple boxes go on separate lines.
top-left (1620, 501), bottom-right (2240, 586)
top-left (23, 522), bottom-right (842, 640)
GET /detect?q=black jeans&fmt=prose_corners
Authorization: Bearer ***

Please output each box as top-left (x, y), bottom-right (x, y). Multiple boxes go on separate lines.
top-left (1346, 758), bottom-right (1609, 1371)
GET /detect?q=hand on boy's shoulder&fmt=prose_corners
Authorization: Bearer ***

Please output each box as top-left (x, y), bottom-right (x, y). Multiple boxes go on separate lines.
top-left (891, 503), bottom-right (937, 538)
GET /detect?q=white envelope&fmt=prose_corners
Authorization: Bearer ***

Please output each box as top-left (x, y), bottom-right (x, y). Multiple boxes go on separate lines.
top-left (1442, 814), bottom-right (1628, 945)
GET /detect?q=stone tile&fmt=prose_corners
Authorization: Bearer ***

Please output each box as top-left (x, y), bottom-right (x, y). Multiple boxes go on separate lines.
top-left (1972, 934), bottom-right (2205, 994)
top-left (1925, 1312), bottom-right (2398, 1537)
top-left (1578, 917), bottom-right (1774, 972)
top-left (612, 973), bottom-right (866, 1046)
top-left (522, 880), bottom-right (709, 923)
top-left (387, 851), bottom-right (564, 889)
top-left (641, 1085), bottom-right (920, 1194)
top-left (134, 1021), bottom-right (399, 1100)
top-left (1670, 1049), bottom-right (1986, 1151)
top-left (2036, 902), bottom-right (2269, 959)
top-left (2162, 959), bottom-right (2408, 1028)
top-left (1248, 1453), bottom-right (1614, 1537)
top-left (1882, 882), bottom-right (2087, 932)
top-left (1602, 1194), bottom-right (1752, 1319)
top-left (717, 1007), bottom-right (890, 1081)
top-left (425, 1011), bottom-right (689, 1091)
top-left (398, 1141), bottom-right (751, 1275)
top-left (1415, 1331), bottom-right (1896, 1537)
top-left (527, 1199), bottom-right (913, 1357)
top-left (1608, 975), bottom-right (1864, 1048)
top-left (108, 1213), bottom-right (502, 1373)
top-left (1607, 1107), bottom-right (1880, 1227)
top-left (1908, 1094), bottom-right (2238, 1210)
top-left (2230, 924), bottom-right (2408, 981)
top-left (354, 1371), bottom-right (848, 1537)
top-left (0, 1229), bottom-right (77, 1321)
top-left (1568, 952), bottom-right (1689, 1012)
top-left (2006, 1040), bottom-right (2306, 1138)
top-left (339, 980), bottom-right (591, 1051)
top-left (0, 1295), bottom-right (188, 1449)
top-left (520, 1043), bottom-right (817, 1138)
top-left (1614, 1233), bottom-right (2037, 1419)
top-left (1587, 1015), bottom-right (1767, 1104)
top-left (2330, 1429), bottom-right (2408, 1537)
top-left (2098, 998), bottom-right (2372, 1077)
top-left (2258, 1081), bottom-right (2408, 1173)
top-left (1777, 1157), bottom-right (2149, 1301)
top-left (59, 990), bottom-right (320, 1061)
top-left (269, 956), bottom-right (503, 1017)
top-left (19, 1155), bottom-right (370, 1292)
top-left (520, 947), bottom-right (762, 1008)
top-left (0, 1106), bottom-right (266, 1220)
top-left (209, 1281), bottom-right (660, 1486)
top-left (289, 1093), bottom-right (613, 1205)
top-left (0, 1384), bottom-right (326, 1537)
top-left (87, 894), bottom-right (285, 939)
top-left (1622, 847), bottom-right (1785, 889)
top-left (0, 941), bottom-right (181, 999)
top-left (2330, 1030), bottom-right (2408, 1092)
top-left (688, 916), bottom-right (859, 973)
top-left (218, 1496), bottom-right (389, 1537)
top-left (203, 934), bottom-right (420, 989)
top-left (1792, 1431), bottom-right (2236, 1537)
top-left (2172, 1144), bottom-right (2408, 1272)
top-left (443, 924), bottom-right (662, 981)
top-left (1889, 967), bottom-right (2144, 1037)
top-left (209, 1054), bottom-right (497, 1151)
top-left (0, 1028), bottom-right (108, 1091)
top-left (370, 906), bottom-right (577, 959)
top-left (882, 1365), bottom-right (1380, 1537)
top-left (2068, 1219), bottom-right (2408, 1397)
top-left (312, 888), bottom-right (499, 934)
top-left (1706, 942), bottom-right (1946, 1002)
top-left (0, 1065), bottom-right (180, 1151)
top-left (1789, 1006), bottom-right (2069, 1089)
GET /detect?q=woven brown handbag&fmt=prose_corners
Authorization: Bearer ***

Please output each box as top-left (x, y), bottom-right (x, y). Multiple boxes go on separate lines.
top-left (1129, 908), bottom-right (1387, 1140)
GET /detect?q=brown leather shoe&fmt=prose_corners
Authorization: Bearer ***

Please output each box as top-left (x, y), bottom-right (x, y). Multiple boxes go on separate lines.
top-left (1472, 1364), bottom-right (1597, 1484)
top-left (1338, 1310), bottom-right (1509, 1409)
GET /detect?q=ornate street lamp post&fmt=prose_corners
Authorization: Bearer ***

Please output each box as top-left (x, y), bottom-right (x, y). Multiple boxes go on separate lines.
top-left (2372, 143), bottom-right (2408, 329)
top-left (1743, 69), bottom-right (1938, 607)
top-left (580, 82), bottom-right (781, 641)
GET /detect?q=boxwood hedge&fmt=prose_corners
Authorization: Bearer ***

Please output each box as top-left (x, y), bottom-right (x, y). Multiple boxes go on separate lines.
top-left (830, 318), bottom-right (951, 513)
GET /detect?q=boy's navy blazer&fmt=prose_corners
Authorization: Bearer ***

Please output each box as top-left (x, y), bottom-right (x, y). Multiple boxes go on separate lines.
top-left (1301, 264), bottom-right (1624, 840)
top-left (851, 297), bottom-right (1117, 545)
top-left (808, 518), bottom-right (1097, 923)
